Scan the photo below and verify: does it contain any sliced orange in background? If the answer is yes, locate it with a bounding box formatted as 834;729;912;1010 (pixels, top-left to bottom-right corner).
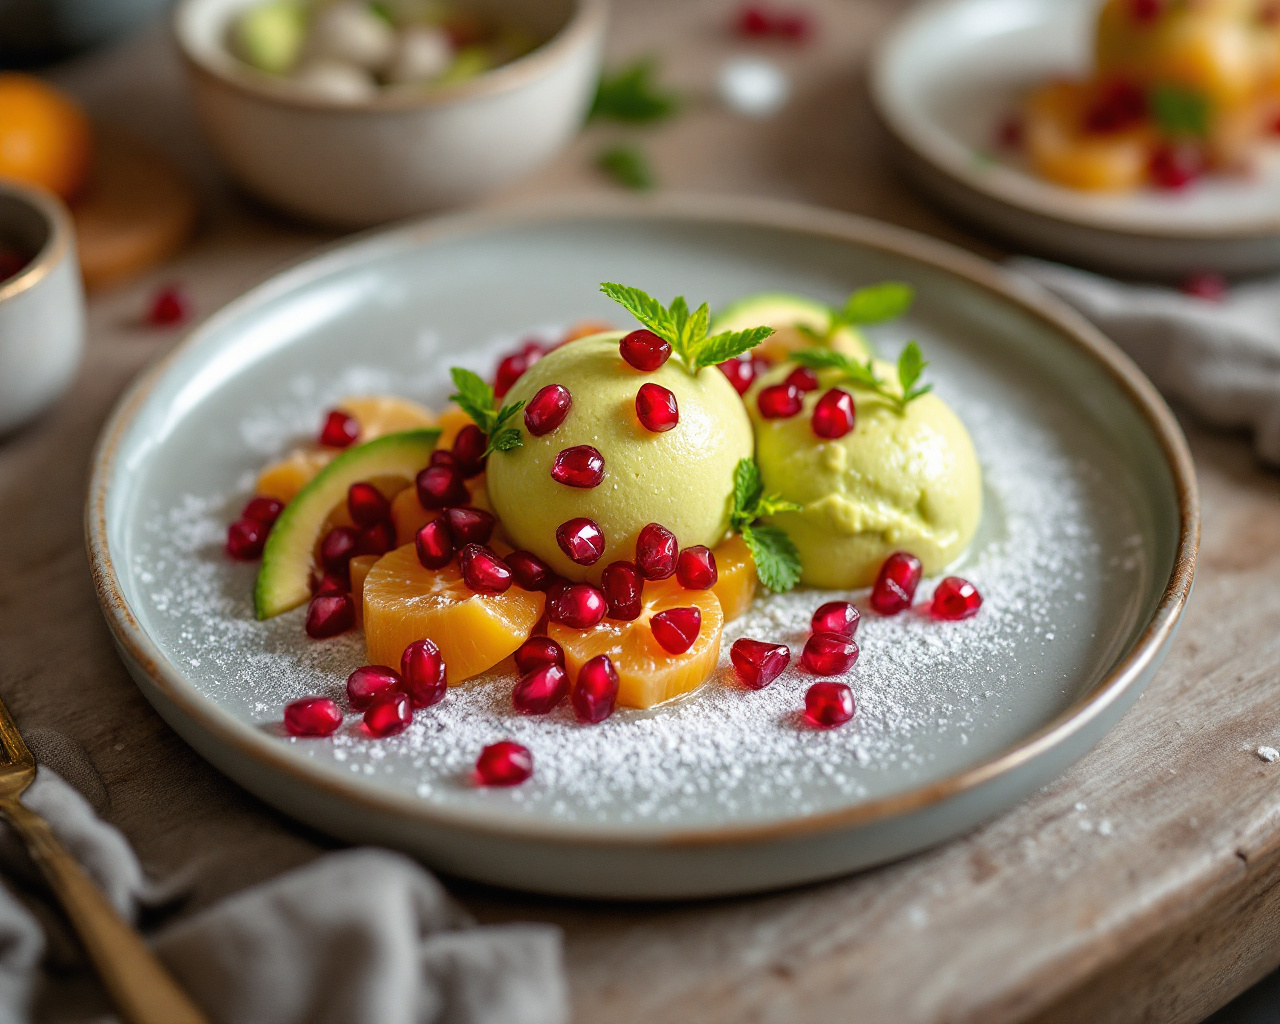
710;534;757;623
550;578;724;710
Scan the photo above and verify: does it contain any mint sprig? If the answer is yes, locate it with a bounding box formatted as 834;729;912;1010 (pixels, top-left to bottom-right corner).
600;283;773;373
590;58;681;123
730;458;802;593
1150;84;1209;140
596;144;654;190
449;368;525;456
793;341;932;414
798;282;915;344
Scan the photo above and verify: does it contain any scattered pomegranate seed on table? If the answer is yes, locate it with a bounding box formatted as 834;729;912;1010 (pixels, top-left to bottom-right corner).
506;550;555;591
226;518;267;560
785;366;820;393
803;682;855;728
601;560;644;620
443;507;495;545
635;522;678;579
401;639;447;707
145;285;191;327
619;329;672;371
451;425;488;476
551;445;606;487
811;601;860;637
730;638;790;689
320;527;359;574
459;544;513;594
284;697;343;737
651;607;702;654
553;582;607;628
931;577;983;620
356;520;395;556
573;655;620;723
415;519;455;569
346;666;403;711
362;692;413;737
241;496;283;525
801;632;859;675
811;388;855;439
512;664;570;715
347;482;389;527
306;594;355;638
870;551;923;615
475;741;534;786
556;517;606;565
514;636;564;674
524;384;573;436
416;464;470;508
635;383;679;432
1180;272;1228;301
318;409;359;448
676;546;718;589
757;382;803;418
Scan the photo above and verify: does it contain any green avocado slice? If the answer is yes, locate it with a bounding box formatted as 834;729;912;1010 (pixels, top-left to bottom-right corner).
254;428;440;620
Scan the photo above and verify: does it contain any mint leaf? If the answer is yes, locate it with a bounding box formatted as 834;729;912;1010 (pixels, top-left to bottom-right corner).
840;282;914;325
793;343;932;413
697;326;775;368
491;427;523;452
599;282;672;339
897;341;932;404
448;367;525;456
731;458;764;533
742;524;802;593
1150;84;1209;139
590;58;680;123
596;145;654;190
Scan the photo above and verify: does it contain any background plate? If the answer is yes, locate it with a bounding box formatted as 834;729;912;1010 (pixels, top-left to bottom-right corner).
87;197;1196;899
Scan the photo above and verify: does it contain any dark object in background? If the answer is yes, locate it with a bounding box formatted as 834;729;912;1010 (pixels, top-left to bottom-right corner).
0;0;171;66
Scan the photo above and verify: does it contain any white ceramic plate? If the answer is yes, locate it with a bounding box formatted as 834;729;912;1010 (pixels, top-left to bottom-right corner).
87;197;1197;899
872;0;1280;276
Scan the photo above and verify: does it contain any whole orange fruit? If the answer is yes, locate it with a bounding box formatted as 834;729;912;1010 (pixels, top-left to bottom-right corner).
0;74;93;201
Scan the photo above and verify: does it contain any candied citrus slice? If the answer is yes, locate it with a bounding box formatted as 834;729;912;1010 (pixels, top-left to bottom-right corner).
549;578;724;709
362;544;545;683
348;554;379;625
711;534;757;623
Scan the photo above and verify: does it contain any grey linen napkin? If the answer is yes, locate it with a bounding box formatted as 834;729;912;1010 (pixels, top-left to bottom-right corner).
0;768;568;1024
1009;257;1280;465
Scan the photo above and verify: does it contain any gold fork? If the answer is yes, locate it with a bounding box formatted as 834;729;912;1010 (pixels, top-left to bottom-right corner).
0;696;208;1024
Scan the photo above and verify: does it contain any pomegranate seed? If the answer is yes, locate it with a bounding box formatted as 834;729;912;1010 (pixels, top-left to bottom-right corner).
757;382;803;419
635;383;679;432
802;632;859;675
507;550;555;591
635;522;678;580
1180;272;1228;301
494;354;529;399
319;409;359;448
401;639;447;707
619;329;672;371
415;519;455;569
515;636;565;674
362;692;413;737
444;507;495;545
512;663;570;714
475;740;533;786
524;384;572;436
870;551;922;615
573;654;619;724
676;546;718;589
451;425;488;477
730;638;790;689
1129;0;1161;22
544;579;571;623
242;496;283;525
313;572;348;596
651;607;701;654
226;518;267;560
146;285;191;327
812;388;856;439
718;357;755;395
431;449;458;468
347;482;389;527
738;5;772;35
785;366;820;393
996;115;1024;149
356;520;396;556
554;582;608;629
305;594;355;638
811;601;860;637
346;665;402;711
803;682;855;728
601;560;644;620
416;464;470;509
320;527;359;574
1084;79;1147;134
284;697;342;737
459;544;512;594
551;445;606;488
556;517;605;565
1150;144;1203;190
931;577;983;620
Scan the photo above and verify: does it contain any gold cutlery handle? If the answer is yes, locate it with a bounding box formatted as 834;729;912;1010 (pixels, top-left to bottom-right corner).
3;800;209;1024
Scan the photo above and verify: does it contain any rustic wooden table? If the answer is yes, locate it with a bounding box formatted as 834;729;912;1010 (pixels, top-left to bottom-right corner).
9;1;1277;1021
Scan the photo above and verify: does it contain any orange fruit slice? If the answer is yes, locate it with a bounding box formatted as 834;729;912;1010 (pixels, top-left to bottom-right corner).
362;543;545;683
1024;80;1152;192
348;554;379;625
434;406;475;449
0;73;93;201
549;578;724;710
711;534;757;623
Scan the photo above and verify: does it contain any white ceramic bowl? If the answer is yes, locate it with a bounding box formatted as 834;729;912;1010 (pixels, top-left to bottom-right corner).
174;0;607;227
0;182;84;434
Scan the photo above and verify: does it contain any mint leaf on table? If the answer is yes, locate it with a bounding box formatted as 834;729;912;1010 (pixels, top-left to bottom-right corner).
596;144;654;190
590;58;681;123
729;458;802;592
1150;84;1209;139
448;368;525;456
600;283;774;372
793;342;932;414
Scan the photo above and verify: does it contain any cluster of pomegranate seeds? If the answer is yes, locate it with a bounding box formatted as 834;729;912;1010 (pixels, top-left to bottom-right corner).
995;115;1024;150
320;527;359;574
785;366;820;393
226;495;285;559
494;340;550;398
1150;144;1204;190
811;600;860;637
284;697;343;737
718;354;772;395
812;388;855;439
475;740;533;786
635;522;678;579
676;546;717;590
319;409;360;448
736;3;813;40
415;519;454;569
803;682;855;728
729;638;790;689
802;632;859;675
650;607;701;654
1180;272;1228;301
416;463;470;509
512;663;569;714
146;285;192;327
401;638;447;707
1083;79;1146;135
551;445;606;488
619;329;672;371
551;582;607;628
757;382;803;419
573;654;619;723
870;551;923;615
506;550;555;591
556;517;606;565
635;383;679;432
524;384;572;436
306;594;355;638
452;425;488;477
459;543;513;594
444;507;495;545
346;665;402;710
601;561;644;620
515;636;564;674
930;576;983;620
363;692;413;737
